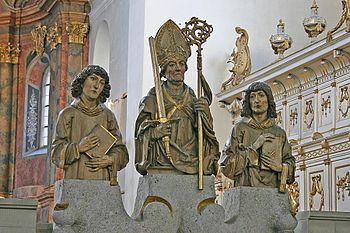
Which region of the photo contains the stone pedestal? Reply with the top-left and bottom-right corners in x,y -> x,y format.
223,187 -> 297,233
0,198 -> 37,233
131,174 -> 227,233
52,179 -> 142,233
294,211 -> 350,233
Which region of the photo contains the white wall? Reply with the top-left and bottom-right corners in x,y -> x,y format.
89,0 -> 343,214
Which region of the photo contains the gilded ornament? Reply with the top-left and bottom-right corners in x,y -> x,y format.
276,111 -> 283,125
31,25 -> 47,56
290,108 -> 298,127
0,43 -> 20,63
66,22 -> 89,44
336,172 -> 350,201
221,27 -> 251,90
309,174 -> 324,211
327,0 -> 350,42
304,100 -> 314,129
269,19 -> 292,59
303,0 -> 326,38
47,23 -> 62,50
321,96 -> 331,117
339,86 -> 350,118
287,181 -> 300,216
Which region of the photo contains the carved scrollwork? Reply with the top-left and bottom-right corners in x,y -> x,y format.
327,0 -> 350,42
0,43 -> 20,63
31,25 -> 47,56
221,27 -> 251,90
66,22 -> 89,44
47,23 -> 62,50
288,181 -> 300,216
339,86 -> 350,118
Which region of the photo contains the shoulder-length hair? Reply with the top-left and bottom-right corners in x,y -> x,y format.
241,82 -> 277,118
71,65 -> 111,103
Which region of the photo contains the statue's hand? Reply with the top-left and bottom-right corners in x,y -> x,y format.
194,96 -> 210,115
251,133 -> 275,151
78,135 -> 100,153
261,151 -> 282,172
85,155 -> 112,172
150,122 -> 172,140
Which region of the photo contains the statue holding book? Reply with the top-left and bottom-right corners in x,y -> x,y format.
51,65 -> 129,185
219,82 -> 295,192
134,20 -> 220,176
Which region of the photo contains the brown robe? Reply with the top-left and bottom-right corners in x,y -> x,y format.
51,99 -> 129,180
135,82 -> 220,175
220,117 -> 295,188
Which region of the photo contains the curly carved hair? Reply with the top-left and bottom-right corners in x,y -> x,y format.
241,82 -> 277,118
71,65 -> 111,103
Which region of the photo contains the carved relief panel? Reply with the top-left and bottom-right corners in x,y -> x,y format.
24,85 -> 40,153
338,84 -> 350,120
334,163 -> 350,211
303,97 -> 315,132
288,102 -> 299,136
308,171 -> 325,211
276,108 -> 283,128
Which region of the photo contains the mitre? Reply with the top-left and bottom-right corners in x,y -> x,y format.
154,19 -> 191,69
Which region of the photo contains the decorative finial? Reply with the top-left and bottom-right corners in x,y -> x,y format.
269,19 -> 292,59
303,0 -> 326,40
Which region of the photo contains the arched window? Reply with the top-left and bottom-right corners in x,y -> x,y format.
40,68 -> 50,147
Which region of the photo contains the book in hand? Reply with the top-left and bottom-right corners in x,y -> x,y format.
261,136 -> 283,170
85,124 -> 118,159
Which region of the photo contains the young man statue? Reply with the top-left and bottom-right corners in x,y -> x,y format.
51,65 -> 129,184
220,82 -> 295,190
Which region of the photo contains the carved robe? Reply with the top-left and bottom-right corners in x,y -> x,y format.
51,100 -> 129,180
135,82 -> 220,175
220,117 -> 295,188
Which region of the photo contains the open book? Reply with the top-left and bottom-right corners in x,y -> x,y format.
261,136 -> 283,170
85,124 -> 118,158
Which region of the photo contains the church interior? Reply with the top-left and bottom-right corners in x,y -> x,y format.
0,0 -> 350,232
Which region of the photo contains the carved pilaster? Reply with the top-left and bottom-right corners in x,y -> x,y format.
0,43 -> 21,64
66,22 -> 89,44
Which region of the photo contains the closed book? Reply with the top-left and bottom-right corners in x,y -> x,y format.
85,124 -> 118,158
261,136 -> 282,170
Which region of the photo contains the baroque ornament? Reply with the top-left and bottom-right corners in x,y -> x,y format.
336,172 -> 350,201
66,22 -> 89,44
269,19 -> 292,59
309,174 -> 324,211
26,89 -> 39,151
221,27 -> 251,90
0,43 -> 20,63
47,23 -> 62,50
339,86 -> 350,118
321,96 -> 331,117
288,182 -> 300,216
303,0 -> 326,38
290,108 -> 298,127
31,25 -> 47,56
327,0 -> 350,42
304,100 -> 314,129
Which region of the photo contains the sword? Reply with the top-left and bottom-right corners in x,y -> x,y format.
149,36 -> 172,162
